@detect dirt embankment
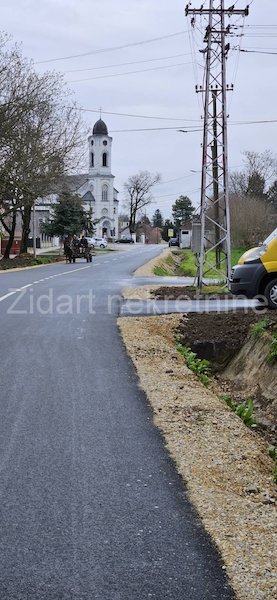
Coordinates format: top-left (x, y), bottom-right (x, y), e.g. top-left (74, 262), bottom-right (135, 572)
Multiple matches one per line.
top-left (118, 314), bottom-right (276, 600)
top-left (176, 313), bottom-right (277, 443)
top-left (0, 253), bottom-right (63, 270)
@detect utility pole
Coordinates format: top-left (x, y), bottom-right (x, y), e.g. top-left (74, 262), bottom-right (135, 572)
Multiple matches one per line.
top-left (185, 1), bottom-right (249, 288)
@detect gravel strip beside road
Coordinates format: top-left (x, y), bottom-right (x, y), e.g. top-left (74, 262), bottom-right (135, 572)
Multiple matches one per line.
top-left (134, 247), bottom-right (170, 276)
top-left (122, 285), bottom-right (164, 299)
top-left (118, 314), bottom-right (277, 600)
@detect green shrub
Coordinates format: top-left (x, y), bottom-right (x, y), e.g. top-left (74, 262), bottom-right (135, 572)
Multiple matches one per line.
top-left (177, 344), bottom-right (211, 386)
top-left (220, 395), bottom-right (256, 427)
top-left (235, 399), bottom-right (256, 427)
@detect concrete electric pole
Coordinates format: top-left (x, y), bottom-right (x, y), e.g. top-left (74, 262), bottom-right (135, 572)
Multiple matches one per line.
top-left (185, 1), bottom-right (249, 288)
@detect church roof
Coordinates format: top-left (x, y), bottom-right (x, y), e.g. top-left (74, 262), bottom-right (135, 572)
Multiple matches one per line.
top-left (93, 118), bottom-right (108, 135)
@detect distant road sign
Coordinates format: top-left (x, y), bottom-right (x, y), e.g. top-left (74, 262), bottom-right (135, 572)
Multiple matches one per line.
top-left (168, 229), bottom-right (174, 238)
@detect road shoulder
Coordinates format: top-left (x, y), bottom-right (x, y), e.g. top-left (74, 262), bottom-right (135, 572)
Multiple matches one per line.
top-left (118, 313), bottom-right (276, 600)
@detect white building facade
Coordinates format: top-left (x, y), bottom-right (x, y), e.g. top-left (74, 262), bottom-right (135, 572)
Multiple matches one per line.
top-left (34, 118), bottom-right (119, 244)
top-left (77, 118), bottom-right (119, 238)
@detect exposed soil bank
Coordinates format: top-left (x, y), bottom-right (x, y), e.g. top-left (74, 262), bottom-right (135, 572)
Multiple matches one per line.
top-left (153, 285), bottom-right (232, 300)
top-left (176, 313), bottom-right (277, 443)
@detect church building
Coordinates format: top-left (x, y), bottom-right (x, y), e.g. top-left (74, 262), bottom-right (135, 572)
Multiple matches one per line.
top-left (78, 117), bottom-right (119, 238)
top-left (33, 118), bottom-right (119, 245)
top-left (0, 118), bottom-right (119, 254)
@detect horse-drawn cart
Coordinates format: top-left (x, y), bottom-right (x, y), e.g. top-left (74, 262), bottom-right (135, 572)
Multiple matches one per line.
top-left (64, 239), bottom-right (94, 263)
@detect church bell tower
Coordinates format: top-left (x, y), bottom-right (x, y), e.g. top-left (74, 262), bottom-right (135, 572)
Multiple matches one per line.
top-left (88, 118), bottom-right (112, 175)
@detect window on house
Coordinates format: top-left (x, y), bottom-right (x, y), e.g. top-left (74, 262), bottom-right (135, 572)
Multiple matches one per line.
top-left (91, 153), bottom-right (94, 167)
top-left (102, 184), bottom-right (108, 202)
top-left (102, 152), bottom-right (107, 167)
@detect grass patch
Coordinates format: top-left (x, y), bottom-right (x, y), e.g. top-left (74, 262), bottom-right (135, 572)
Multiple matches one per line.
top-left (250, 319), bottom-right (270, 339)
top-left (178, 250), bottom-right (198, 277)
top-left (153, 266), bottom-right (171, 276)
top-left (178, 247), bottom-right (247, 278)
top-left (231, 246), bottom-right (247, 266)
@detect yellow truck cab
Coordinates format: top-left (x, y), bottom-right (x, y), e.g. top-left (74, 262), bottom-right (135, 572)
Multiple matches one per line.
top-left (229, 227), bottom-right (277, 309)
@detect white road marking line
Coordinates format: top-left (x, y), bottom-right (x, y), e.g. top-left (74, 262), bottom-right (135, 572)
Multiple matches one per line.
top-left (0, 265), bottom-right (91, 304)
top-left (0, 291), bottom-right (17, 303)
top-left (17, 283), bottom-right (33, 290)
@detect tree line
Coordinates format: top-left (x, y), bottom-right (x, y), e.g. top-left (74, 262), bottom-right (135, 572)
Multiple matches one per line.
top-left (0, 33), bottom-right (85, 258)
top-left (123, 150), bottom-right (277, 247)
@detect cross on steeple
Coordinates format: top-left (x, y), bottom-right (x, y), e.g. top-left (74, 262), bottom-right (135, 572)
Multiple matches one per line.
top-left (99, 106), bottom-right (102, 119)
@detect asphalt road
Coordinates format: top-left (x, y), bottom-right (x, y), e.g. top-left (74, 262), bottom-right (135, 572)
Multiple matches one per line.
top-left (0, 245), bottom-right (235, 600)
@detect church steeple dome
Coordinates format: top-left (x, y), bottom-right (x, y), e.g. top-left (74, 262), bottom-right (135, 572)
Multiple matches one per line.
top-left (93, 118), bottom-right (108, 136)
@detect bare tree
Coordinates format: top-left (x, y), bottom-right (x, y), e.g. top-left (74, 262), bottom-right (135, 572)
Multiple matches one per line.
top-left (124, 170), bottom-right (161, 234)
top-left (0, 34), bottom-right (86, 256)
top-left (230, 150), bottom-right (277, 198)
top-left (228, 150), bottom-right (277, 249)
top-left (230, 194), bottom-right (273, 247)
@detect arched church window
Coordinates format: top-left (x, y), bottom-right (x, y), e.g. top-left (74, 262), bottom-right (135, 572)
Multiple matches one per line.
top-left (91, 153), bottom-right (94, 167)
top-left (102, 184), bottom-right (108, 202)
top-left (102, 153), bottom-right (107, 167)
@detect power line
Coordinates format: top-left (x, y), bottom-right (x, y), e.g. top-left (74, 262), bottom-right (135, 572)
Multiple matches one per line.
top-left (152, 188), bottom-right (201, 199)
top-left (109, 119), bottom-right (277, 133)
top-left (156, 174), bottom-right (200, 185)
top-left (231, 118), bottom-right (277, 125)
top-left (63, 53), bottom-right (192, 74)
top-left (110, 126), bottom-right (202, 133)
top-left (78, 106), bottom-right (277, 126)
top-left (69, 61), bottom-right (193, 83)
top-left (79, 107), bottom-right (201, 122)
top-left (240, 48), bottom-right (277, 55)
top-left (35, 31), bottom-right (187, 65)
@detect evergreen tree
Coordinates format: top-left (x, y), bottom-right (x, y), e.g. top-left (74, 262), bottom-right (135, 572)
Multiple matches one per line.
top-left (152, 209), bottom-right (164, 228)
top-left (172, 196), bottom-right (193, 227)
top-left (42, 187), bottom-right (87, 238)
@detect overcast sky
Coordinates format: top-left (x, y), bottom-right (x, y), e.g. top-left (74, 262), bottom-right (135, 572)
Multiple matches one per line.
top-left (2, 0), bottom-right (277, 219)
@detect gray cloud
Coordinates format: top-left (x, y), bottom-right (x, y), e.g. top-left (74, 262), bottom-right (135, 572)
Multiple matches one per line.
top-left (2, 0), bottom-right (277, 218)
